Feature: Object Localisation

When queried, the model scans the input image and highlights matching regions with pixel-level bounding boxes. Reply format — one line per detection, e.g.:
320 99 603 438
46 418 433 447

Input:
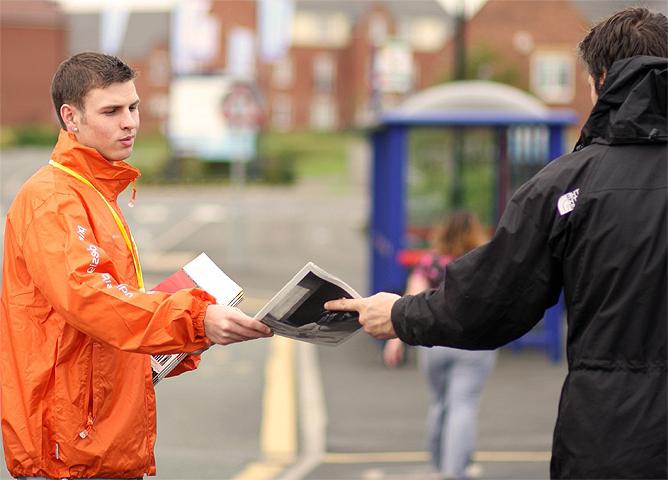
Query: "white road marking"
132 204 169 224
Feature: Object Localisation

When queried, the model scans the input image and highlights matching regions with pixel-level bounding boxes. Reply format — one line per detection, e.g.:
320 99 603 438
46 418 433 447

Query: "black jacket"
392 56 667 479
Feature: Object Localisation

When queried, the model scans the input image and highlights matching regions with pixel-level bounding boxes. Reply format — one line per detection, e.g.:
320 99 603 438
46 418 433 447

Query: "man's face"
69 81 140 162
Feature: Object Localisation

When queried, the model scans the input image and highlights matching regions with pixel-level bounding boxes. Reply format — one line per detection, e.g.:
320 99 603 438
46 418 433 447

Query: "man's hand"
203 305 273 345
383 338 405 368
324 292 401 340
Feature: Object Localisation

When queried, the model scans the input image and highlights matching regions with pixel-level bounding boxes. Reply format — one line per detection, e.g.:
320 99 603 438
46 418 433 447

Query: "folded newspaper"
254 262 362 346
150 253 243 384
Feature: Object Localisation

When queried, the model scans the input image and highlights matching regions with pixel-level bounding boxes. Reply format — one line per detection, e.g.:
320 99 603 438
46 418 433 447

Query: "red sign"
221 82 264 128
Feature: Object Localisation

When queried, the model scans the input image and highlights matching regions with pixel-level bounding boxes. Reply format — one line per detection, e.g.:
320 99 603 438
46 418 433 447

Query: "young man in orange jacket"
0 52 273 479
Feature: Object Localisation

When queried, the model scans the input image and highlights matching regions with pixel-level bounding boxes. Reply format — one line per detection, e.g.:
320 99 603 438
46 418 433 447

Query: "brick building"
440 0 668 136
260 0 452 131
202 0 452 132
0 0 66 128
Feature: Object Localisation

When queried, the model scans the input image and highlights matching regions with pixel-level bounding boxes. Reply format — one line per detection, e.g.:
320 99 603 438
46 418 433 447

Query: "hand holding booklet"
150 253 243 384
254 262 362 346
151 254 361 384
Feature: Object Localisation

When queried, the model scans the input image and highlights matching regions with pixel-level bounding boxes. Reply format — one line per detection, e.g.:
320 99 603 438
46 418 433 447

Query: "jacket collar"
50 129 141 200
576 56 668 150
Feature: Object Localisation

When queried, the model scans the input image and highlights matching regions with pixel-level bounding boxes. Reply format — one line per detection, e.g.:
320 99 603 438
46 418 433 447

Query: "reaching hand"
324 292 401 340
383 338 405 368
203 305 273 345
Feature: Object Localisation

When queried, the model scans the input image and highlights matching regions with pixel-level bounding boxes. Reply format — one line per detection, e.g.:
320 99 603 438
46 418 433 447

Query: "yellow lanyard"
49 159 145 291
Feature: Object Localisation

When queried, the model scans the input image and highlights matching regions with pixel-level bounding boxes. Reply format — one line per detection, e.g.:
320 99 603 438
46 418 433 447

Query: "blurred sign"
222 82 264 128
168 75 262 162
373 39 414 94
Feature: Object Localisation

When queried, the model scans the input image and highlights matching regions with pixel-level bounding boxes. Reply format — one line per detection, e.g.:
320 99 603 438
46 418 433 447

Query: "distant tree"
435 43 521 88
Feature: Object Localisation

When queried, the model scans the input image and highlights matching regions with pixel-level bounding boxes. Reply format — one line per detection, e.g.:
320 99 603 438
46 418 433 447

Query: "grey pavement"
0 147 568 480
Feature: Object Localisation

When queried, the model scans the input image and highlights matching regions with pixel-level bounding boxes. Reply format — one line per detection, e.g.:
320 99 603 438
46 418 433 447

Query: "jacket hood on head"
577 55 667 148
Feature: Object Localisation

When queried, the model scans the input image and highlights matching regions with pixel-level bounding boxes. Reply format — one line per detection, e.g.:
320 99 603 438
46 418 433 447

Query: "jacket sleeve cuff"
391 295 415 345
191 290 215 340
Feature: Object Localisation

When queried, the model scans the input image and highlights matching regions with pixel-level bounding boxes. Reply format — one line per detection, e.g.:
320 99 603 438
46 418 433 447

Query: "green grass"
2 125 361 186
407 127 497 228
259 130 361 179
131 133 171 180
132 130 362 185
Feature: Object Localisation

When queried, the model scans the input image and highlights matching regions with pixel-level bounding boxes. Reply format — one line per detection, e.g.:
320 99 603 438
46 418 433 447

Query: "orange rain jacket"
0 130 214 478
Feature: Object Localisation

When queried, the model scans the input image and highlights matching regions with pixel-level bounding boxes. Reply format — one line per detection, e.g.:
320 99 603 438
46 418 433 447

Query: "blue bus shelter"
369 81 578 362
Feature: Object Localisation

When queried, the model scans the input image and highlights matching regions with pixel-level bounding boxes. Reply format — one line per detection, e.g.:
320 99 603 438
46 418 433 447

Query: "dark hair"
431 210 489 258
578 7 668 93
51 52 136 129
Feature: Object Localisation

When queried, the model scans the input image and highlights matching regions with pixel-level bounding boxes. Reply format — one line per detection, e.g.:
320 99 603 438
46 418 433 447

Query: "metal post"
451 127 465 208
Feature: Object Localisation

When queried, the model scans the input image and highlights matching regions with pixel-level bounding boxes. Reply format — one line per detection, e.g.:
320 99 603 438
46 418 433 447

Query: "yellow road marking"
322 450 551 464
323 452 429 463
231 337 296 480
474 450 551 462
261 336 297 461
230 461 285 480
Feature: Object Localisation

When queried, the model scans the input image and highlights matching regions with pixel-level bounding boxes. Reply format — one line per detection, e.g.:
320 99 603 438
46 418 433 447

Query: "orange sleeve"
21 193 212 355
166 354 201 377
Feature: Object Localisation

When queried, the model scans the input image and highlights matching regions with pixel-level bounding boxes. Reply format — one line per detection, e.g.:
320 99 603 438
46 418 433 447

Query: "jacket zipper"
79 344 96 439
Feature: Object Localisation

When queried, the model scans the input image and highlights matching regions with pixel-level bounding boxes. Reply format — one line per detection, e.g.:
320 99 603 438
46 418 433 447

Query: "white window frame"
272 56 294 89
313 53 336 95
271 94 293 131
310 96 337 130
530 51 575 104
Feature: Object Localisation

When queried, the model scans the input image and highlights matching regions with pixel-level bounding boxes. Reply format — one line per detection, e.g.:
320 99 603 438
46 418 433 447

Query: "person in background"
327 7 667 478
384 211 496 480
0 52 272 480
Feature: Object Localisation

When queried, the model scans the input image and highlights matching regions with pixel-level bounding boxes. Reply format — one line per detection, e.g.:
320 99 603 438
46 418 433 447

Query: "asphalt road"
0 148 567 480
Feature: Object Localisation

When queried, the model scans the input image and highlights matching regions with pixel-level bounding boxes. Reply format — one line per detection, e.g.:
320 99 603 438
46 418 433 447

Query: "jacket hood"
576 55 667 149
51 129 141 200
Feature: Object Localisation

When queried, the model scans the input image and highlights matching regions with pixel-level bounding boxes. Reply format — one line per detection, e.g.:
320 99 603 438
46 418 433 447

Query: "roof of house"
572 0 667 23
295 0 450 20
67 10 169 59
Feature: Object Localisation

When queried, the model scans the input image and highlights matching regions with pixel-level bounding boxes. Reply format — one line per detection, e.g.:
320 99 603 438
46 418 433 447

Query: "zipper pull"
79 414 94 439
128 180 137 208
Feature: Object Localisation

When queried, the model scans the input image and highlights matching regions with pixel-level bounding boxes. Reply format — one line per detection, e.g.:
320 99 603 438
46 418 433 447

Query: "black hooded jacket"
392 56 667 478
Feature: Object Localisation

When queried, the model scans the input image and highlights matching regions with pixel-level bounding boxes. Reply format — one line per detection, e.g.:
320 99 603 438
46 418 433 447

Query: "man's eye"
104 110 116 115
130 105 138 111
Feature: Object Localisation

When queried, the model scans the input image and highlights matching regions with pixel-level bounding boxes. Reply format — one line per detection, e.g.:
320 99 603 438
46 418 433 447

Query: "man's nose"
120 109 138 130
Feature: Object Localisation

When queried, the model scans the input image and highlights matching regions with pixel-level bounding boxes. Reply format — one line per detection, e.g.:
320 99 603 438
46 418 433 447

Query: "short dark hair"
51 52 136 129
578 7 668 93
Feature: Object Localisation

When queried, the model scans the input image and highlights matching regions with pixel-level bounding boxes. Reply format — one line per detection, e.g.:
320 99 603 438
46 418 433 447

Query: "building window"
272 95 292 131
369 14 387 47
531 51 575 104
313 53 335 94
272 56 293 89
310 96 337 130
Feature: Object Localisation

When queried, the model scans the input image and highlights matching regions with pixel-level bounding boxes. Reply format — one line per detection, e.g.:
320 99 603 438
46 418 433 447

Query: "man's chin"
107 149 133 162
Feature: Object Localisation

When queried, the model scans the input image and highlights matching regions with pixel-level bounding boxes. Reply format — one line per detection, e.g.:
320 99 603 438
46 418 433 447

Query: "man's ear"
598 69 607 89
60 104 79 132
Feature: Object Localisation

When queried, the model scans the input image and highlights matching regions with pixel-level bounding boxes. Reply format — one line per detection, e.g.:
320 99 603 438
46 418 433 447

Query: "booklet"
150 253 243 384
254 262 362 346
